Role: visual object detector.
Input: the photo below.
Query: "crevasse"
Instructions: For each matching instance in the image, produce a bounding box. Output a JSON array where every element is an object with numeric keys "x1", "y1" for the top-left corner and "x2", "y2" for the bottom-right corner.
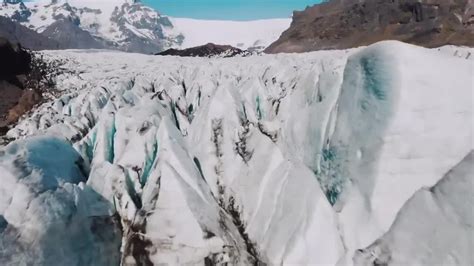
[{"x1": 0, "y1": 41, "x2": 472, "y2": 265}]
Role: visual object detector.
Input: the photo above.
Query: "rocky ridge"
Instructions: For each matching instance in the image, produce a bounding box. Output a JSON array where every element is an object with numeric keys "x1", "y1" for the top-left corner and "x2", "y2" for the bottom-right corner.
[
  {"x1": 0, "y1": 37, "x2": 34, "y2": 133},
  {"x1": 0, "y1": 16, "x2": 60, "y2": 50},
  {"x1": 266, "y1": 0, "x2": 474, "y2": 53},
  {"x1": 156, "y1": 43, "x2": 248, "y2": 58}
]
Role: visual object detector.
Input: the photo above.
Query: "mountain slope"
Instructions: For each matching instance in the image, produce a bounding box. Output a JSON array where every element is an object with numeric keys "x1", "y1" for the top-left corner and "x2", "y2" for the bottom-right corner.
[
  {"x1": 1, "y1": 1, "x2": 291, "y2": 53},
  {"x1": 266, "y1": 0, "x2": 474, "y2": 53},
  {"x1": 0, "y1": 16, "x2": 59, "y2": 50},
  {"x1": 41, "y1": 19, "x2": 105, "y2": 49},
  {"x1": 1, "y1": 41, "x2": 472, "y2": 265},
  {"x1": 0, "y1": 0, "x2": 183, "y2": 53}
]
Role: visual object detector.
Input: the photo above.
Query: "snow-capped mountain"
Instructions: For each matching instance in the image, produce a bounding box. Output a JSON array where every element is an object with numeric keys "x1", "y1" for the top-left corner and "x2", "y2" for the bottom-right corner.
[
  {"x1": 0, "y1": 41, "x2": 472, "y2": 265},
  {"x1": 0, "y1": 0, "x2": 291, "y2": 53},
  {"x1": 0, "y1": 0, "x2": 183, "y2": 53}
]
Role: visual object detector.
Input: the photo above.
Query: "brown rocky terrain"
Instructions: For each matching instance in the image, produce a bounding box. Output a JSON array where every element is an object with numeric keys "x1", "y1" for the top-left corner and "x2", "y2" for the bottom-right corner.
[
  {"x1": 0, "y1": 37, "x2": 42, "y2": 135},
  {"x1": 266, "y1": 0, "x2": 474, "y2": 53}
]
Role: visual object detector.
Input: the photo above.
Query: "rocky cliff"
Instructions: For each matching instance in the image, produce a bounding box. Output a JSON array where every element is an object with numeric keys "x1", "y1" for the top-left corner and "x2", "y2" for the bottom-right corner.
[
  {"x1": 266, "y1": 0, "x2": 474, "y2": 53},
  {"x1": 0, "y1": 16, "x2": 60, "y2": 50},
  {"x1": 0, "y1": 37, "x2": 32, "y2": 133}
]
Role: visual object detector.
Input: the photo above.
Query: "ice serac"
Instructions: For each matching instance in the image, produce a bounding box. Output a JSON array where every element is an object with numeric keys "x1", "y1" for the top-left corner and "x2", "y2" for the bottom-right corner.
[
  {"x1": 0, "y1": 136, "x2": 121, "y2": 265},
  {"x1": 0, "y1": 41, "x2": 472, "y2": 265},
  {"x1": 354, "y1": 151, "x2": 474, "y2": 266},
  {"x1": 327, "y1": 41, "x2": 474, "y2": 262},
  {"x1": 78, "y1": 93, "x2": 253, "y2": 264}
]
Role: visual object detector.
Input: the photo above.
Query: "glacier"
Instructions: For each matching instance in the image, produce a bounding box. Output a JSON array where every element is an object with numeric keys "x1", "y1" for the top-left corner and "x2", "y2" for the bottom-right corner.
[{"x1": 0, "y1": 41, "x2": 473, "y2": 265}]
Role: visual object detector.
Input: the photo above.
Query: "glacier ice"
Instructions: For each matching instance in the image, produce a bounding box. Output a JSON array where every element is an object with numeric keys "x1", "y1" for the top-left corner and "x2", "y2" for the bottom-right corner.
[
  {"x1": 0, "y1": 136, "x2": 121, "y2": 265},
  {"x1": 0, "y1": 41, "x2": 473, "y2": 265},
  {"x1": 354, "y1": 151, "x2": 474, "y2": 266}
]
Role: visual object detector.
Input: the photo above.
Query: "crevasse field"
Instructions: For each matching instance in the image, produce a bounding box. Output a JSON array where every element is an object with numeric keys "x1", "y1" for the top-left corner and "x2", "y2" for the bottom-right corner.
[{"x1": 0, "y1": 41, "x2": 473, "y2": 265}]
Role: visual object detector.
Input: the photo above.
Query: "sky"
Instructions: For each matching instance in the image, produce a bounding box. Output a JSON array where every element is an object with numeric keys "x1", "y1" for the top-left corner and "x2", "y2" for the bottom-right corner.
[{"x1": 142, "y1": 0, "x2": 323, "y2": 20}]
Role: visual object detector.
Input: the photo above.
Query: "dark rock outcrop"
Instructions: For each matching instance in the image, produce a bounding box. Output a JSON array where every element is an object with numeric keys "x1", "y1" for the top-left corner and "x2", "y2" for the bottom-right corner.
[
  {"x1": 266, "y1": 0, "x2": 474, "y2": 53},
  {"x1": 0, "y1": 16, "x2": 60, "y2": 50},
  {"x1": 0, "y1": 36, "x2": 30, "y2": 78},
  {"x1": 0, "y1": 37, "x2": 42, "y2": 132},
  {"x1": 157, "y1": 43, "x2": 245, "y2": 57},
  {"x1": 41, "y1": 19, "x2": 105, "y2": 50}
]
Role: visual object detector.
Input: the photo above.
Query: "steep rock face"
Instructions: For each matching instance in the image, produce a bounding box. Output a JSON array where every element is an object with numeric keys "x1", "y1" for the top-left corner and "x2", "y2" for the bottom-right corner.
[
  {"x1": 0, "y1": 16, "x2": 60, "y2": 50},
  {"x1": 0, "y1": 37, "x2": 30, "y2": 77},
  {"x1": 41, "y1": 19, "x2": 105, "y2": 49},
  {"x1": 1, "y1": 41, "x2": 472, "y2": 265},
  {"x1": 0, "y1": 37, "x2": 31, "y2": 130},
  {"x1": 266, "y1": 0, "x2": 474, "y2": 53}
]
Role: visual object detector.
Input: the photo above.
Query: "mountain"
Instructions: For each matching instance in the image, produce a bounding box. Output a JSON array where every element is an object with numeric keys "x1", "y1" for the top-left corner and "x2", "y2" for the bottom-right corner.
[
  {"x1": 0, "y1": 0, "x2": 184, "y2": 53},
  {"x1": 1, "y1": 41, "x2": 472, "y2": 265},
  {"x1": 40, "y1": 19, "x2": 105, "y2": 49},
  {"x1": 266, "y1": 0, "x2": 474, "y2": 53},
  {"x1": 0, "y1": 1, "x2": 291, "y2": 53},
  {"x1": 0, "y1": 16, "x2": 60, "y2": 50}
]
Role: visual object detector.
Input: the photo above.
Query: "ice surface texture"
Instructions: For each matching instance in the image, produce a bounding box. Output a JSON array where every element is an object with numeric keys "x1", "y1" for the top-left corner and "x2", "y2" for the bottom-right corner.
[{"x1": 0, "y1": 41, "x2": 473, "y2": 265}]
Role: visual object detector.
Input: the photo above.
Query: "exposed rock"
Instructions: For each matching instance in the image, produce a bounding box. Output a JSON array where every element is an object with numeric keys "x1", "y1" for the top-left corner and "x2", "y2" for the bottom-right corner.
[
  {"x1": 0, "y1": 36, "x2": 30, "y2": 77},
  {"x1": 41, "y1": 19, "x2": 105, "y2": 49},
  {"x1": 156, "y1": 43, "x2": 246, "y2": 57},
  {"x1": 266, "y1": 0, "x2": 474, "y2": 53},
  {"x1": 0, "y1": 37, "x2": 32, "y2": 129},
  {"x1": 0, "y1": 80, "x2": 22, "y2": 126},
  {"x1": 6, "y1": 89, "x2": 42, "y2": 124},
  {"x1": 0, "y1": 0, "x2": 182, "y2": 54},
  {"x1": 110, "y1": 2, "x2": 181, "y2": 54},
  {"x1": 0, "y1": 37, "x2": 47, "y2": 132},
  {"x1": 0, "y1": 16, "x2": 60, "y2": 50}
]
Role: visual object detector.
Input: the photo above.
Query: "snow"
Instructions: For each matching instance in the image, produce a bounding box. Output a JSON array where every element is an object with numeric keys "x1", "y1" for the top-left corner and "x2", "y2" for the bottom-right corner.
[
  {"x1": 20, "y1": 0, "x2": 121, "y2": 34},
  {"x1": 168, "y1": 17, "x2": 291, "y2": 50},
  {"x1": 0, "y1": 41, "x2": 473, "y2": 265}
]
